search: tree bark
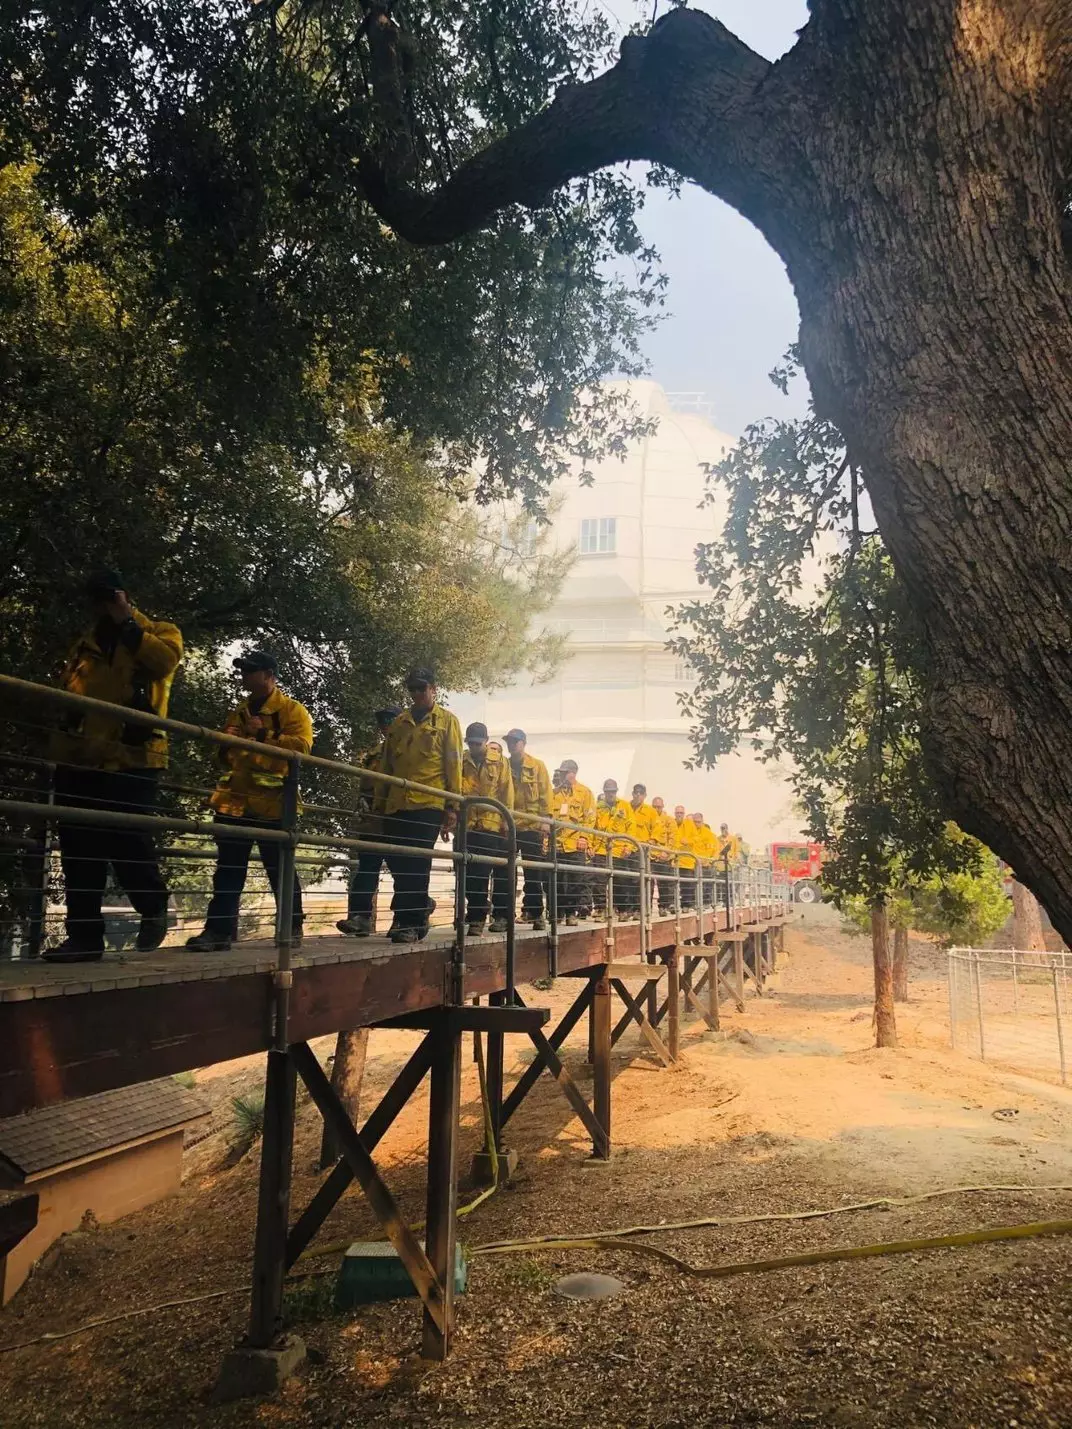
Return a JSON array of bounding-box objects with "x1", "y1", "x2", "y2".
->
[
  {"x1": 871, "y1": 902, "x2": 898, "y2": 1049},
  {"x1": 357, "y1": 2, "x2": 1072, "y2": 948},
  {"x1": 1011, "y1": 881, "x2": 1047, "y2": 952},
  {"x1": 318, "y1": 1029, "x2": 369, "y2": 1171},
  {"x1": 892, "y1": 923, "x2": 909, "y2": 1003}
]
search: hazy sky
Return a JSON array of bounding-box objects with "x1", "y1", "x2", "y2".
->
[{"x1": 608, "y1": 1, "x2": 810, "y2": 435}]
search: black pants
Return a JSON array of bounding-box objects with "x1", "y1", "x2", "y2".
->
[
  {"x1": 656, "y1": 871, "x2": 679, "y2": 914},
  {"x1": 203, "y1": 814, "x2": 303, "y2": 938},
  {"x1": 617, "y1": 852, "x2": 639, "y2": 915},
  {"x1": 556, "y1": 848, "x2": 589, "y2": 919},
  {"x1": 517, "y1": 829, "x2": 547, "y2": 920},
  {"x1": 680, "y1": 872, "x2": 696, "y2": 910},
  {"x1": 385, "y1": 808, "x2": 442, "y2": 930},
  {"x1": 591, "y1": 853, "x2": 630, "y2": 914},
  {"x1": 348, "y1": 850, "x2": 387, "y2": 918},
  {"x1": 465, "y1": 829, "x2": 511, "y2": 925},
  {"x1": 55, "y1": 765, "x2": 168, "y2": 951}
]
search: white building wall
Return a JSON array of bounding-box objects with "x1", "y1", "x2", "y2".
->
[{"x1": 448, "y1": 381, "x2": 806, "y2": 851}]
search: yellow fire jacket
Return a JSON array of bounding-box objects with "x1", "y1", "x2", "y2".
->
[
  {"x1": 672, "y1": 817, "x2": 699, "y2": 871},
  {"x1": 51, "y1": 609, "x2": 183, "y2": 771},
  {"x1": 554, "y1": 781, "x2": 596, "y2": 854},
  {"x1": 649, "y1": 810, "x2": 677, "y2": 860},
  {"x1": 692, "y1": 822, "x2": 719, "y2": 863},
  {"x1": 591, "y1": 798, "x2": 637, "y2": 858},
  {"x1": 718, "y1": 832, "x2": 743, "y2": 864},
  {"x1": 376, "y1": 704, "x2": 463, "y2": 816},
  {"x1": 630, "y1": 802, "x2": 660, "y2": 847},
  {"x1": 509, "y1": 752, "x2": 552, "y2": 830},
  {"x1": 461, "y1": 743, "x2": 514, "y2": 834},
  {"x1": 210, "y1": 688, "x2": 313, "y2": 820}
]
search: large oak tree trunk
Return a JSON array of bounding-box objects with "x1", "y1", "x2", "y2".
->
[
  {"x1": 318, "y1": 1029, "x2": 369, "y2": 1170},
  {"x1": 871, "y1": 902, "x2": 898, "y2": 1048},
  {"x1": 359, "y1": 1, "x2": 1072, "y2": 945},
  {"x1": 1011, "y1": 881, "x2": 1047, "y2": 951}
]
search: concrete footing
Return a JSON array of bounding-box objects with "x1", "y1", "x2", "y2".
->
[
  {"x1": 469, "y1": 1147, "x2": 518, "y2": 1186},
  {"x1": 213, "y1": 1335, "x2": 306, "y2": 1402}
]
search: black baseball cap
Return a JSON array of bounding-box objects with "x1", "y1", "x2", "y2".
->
[
  {"x1": 233, "y1": 650, "x2": 277, "y2": 674},
  {"x1": 85, "y1": 568, "x2": 125, "y2": 598},
  {"x1": 465, "y1": 721, "x2": 489, "y2": 741},
  {"x1": 375, "y1": 704, "x2": 403, "y2": 725},
  {"x1": 603, "y1": 778, "x2": 618, "y2": 791},
  {"x1": 560, "y1": 758, "x2": 579, "y2": 773},
  {"x1": 406, "y1": 665, "x2": 436, "y2": 688},
  {"x1": 632, "y1": 783, "x2": 646, "y2": 795},
  {"x1": 503, "y1": 728, "x2": 527, "y2": 743}
]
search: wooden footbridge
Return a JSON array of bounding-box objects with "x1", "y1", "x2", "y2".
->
[{"x1": 0, "y1": 674, "x2": 789, "y2": 1375}]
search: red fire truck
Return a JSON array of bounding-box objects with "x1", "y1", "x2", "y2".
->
[{"x1": 770, "y1": 841, "x2": 824, "y2": 903}]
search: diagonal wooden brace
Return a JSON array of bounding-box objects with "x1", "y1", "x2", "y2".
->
[
  {"x1": 525, "y1": 1024, "x2": 609, "y2": 1158},
  {"x1": 290, "y1": 1041, "x2": 447, "y2": 1333},
  {"x1": 500, "y1": 978, "x2": 596, "y2": 1128},
  {"x1": 286, "y1": 1033, "x2": 436, "y2": 1267},
  {"x1": 611, "y1": 979, "x2": 676, "y2": 1068}
]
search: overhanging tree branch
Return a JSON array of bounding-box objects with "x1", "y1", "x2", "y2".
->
[{"x1": 355, "y1": 7, "x2": 782, "y2": 245}]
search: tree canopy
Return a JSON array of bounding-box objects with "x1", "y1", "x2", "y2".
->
[{"x1": 0, "y1": 158, "x2": 571, "y2": 752}]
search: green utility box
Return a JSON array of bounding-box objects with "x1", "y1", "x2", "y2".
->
[{"x1": 334, "y1": 1240, "x2": 469, "y2": 1309}]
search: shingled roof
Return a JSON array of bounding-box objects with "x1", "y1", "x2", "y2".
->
[{"x1": 0, "y1": 1079, "x2": 209, "y2": 1180}]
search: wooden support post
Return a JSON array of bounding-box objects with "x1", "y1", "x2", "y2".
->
[
  {"x1": 667, "y1": 949, "x2": 680, "y2": 1062},
  {"x1": 248, "y1": 1048, "x2": 297, "y2": 1348},
  {"x1": 592, "y1": 970, "x2": 612, "y2": 1160},
  {"x1": 733, "y1": 940, "x2": 746, "y2": 1010},
  {"x1": 486, "y1": 991, "x2": 505, "y2": 1153},
  {"x1": 421, "y1": 1019, "x2": 463, "y2": 1361},
  {"x1": 707, "y1": 954, "x2": 721, "y2": 1033},
  {"x1": 752, "y1": 932, "x2": 765, "y2": 995}
]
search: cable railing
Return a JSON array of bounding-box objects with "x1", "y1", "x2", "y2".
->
[{"x1": 0, "y1": 674, "x2": 790, "y2": 1034}]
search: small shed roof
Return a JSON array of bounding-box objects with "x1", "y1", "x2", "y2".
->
[{"x1": 0, "y1": 1079, "x2": 209, "y2": 1180}]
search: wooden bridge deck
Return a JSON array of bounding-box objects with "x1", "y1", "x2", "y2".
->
[{"x1": 0, "y1": 904, "x2": 776, "y2": 1119}]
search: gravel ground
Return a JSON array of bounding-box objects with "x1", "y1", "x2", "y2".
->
[{"x1": 4, "y1": 910, "x2": 1072, "y2": 1428}]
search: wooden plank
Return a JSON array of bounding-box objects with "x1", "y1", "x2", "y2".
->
[
  {"x1": 374, "y1": 1005, "x2": 550, "y2": 1035},
  {"x1": 248, "y1": 1048, "x2": 297, "y2": 1347},
  {"x1": 290, "y1": 1042, "x2": 446, "y2": 1334},
  {"x1": 422, "y1": 1020, "x2": 462, "y2": 1361},
  {"x1": 500, "y1": 979, "x2": 595, "y2": 1128},
  {"x1": 733, "y1": 938, "x2": 746, "y2": 1010},
  {"x1": 0, "y1": 972, "x2": 272, "y2": 1120},
  {"x1": 605, "y1": 961, "x2": 665, "y2": 982},
  {"x1": 286, "y1": 1033, "x2": 435, "y2": 1267},
  {"x1": 707, "y1": 953, "x2": 721, "y2": 1033}
]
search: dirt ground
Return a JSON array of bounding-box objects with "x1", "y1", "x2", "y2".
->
[{"x1": 5, "y1": 908, "x2": 1072, "y2": 1428}]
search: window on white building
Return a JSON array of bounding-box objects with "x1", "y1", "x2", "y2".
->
[{"x1": 579, "y1": 516, "x2": 616, "y2": 554}]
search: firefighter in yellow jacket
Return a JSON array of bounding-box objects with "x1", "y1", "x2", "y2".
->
[
  {"x1": 592, "y1": 779, "x2": 637, "y2": 917},
  {"x1": 691, "y1": 812, "x2": 719, "y2": 908},
  {"x1": 461, "y1": 723, "x2": 514, "y2": 935},
  {"x1": 187, "y1": 651, "x2": 313, "y2": 951},
  {"x1": 47, "y1": 569, "x2": 183, "y2": 963},
  {"x1": 336, "y1": 704, "x2": 403, "y2": 938},
  {"x1": 649, "y1": 795, "x2": 678, "y2": 912},
  {"x1": 375, "y1": 665, "x2": 463, "y2": 943},
  {"x1": 672, "y1": 805, "x2": 700, "y2": 909},
  {"x1": 553, "y1": 759, "x2": 596, "y2": 925},
  {"x1": 627, "y1": 782, "x2": 659, "y2": 915},
  {"x1": 504, "y1": 729, "x2": 553, "y2": 930}
]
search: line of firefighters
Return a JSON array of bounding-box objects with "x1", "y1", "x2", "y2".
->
[{"x1": 36, "y1": 571, "x2": 744, "y2": 962}]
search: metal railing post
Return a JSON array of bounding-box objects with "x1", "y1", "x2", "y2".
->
[
  {"x1": 548, "y1": 819, "x2": 559, "y2": 978},
  {"x1": 452, "y1": 805, "x2": 469, "y2": 1006},
  {"x1": 25, "y1": 763, "x2": 54, "y2": 960},
  {"x1": 272, "y1": 760, "x2": 300, "y2": 1051}
]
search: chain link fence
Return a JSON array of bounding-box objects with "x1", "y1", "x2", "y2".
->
[{"x1": 948, "y1": 947, "x2": 1072, "y2": 1086}]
